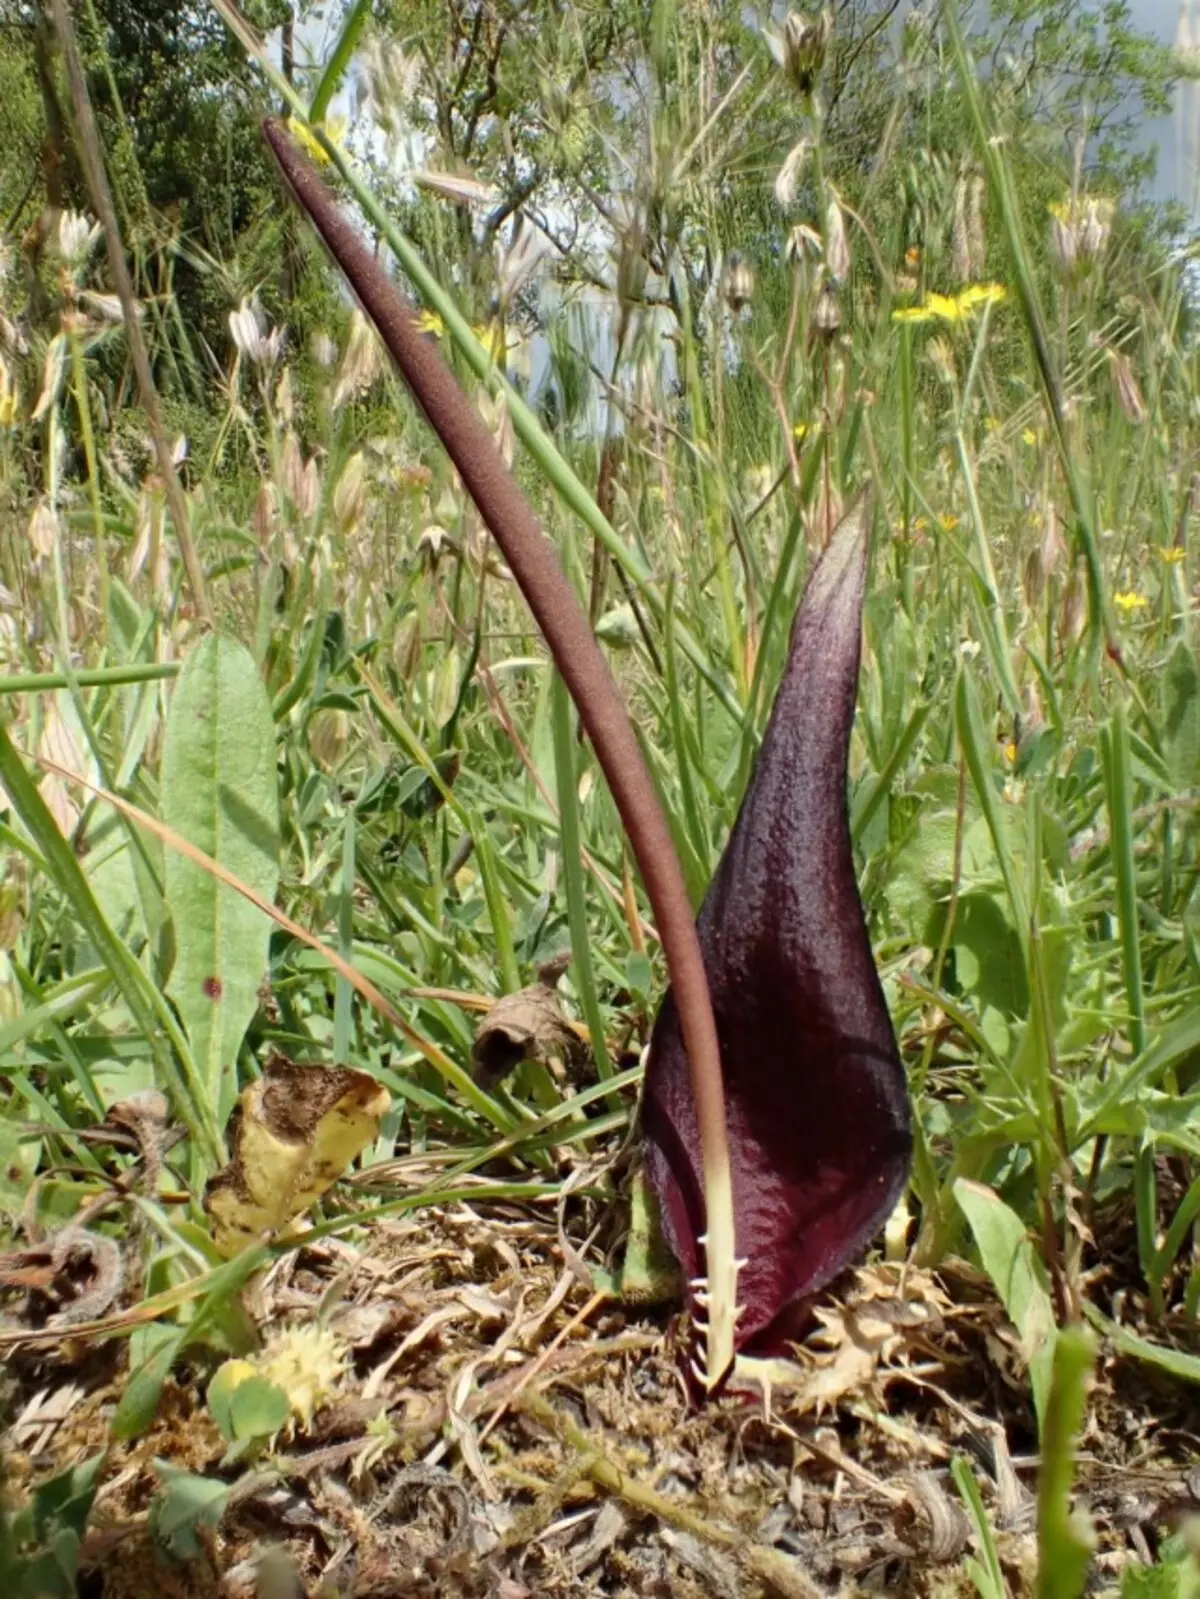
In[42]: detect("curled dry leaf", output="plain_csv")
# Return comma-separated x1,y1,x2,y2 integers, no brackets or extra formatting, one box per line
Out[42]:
204,1056,390,1257
472,982,587,1088
644,498,912,1356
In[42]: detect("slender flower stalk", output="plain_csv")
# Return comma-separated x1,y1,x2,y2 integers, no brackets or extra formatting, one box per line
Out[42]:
262,118,741,1387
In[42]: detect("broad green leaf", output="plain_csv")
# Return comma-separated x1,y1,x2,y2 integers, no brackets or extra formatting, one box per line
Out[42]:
161,635,279,1122
1120,1540,1200,1599
148,1464,229,1561
229,1376,291,1440
955,1178,1057,1429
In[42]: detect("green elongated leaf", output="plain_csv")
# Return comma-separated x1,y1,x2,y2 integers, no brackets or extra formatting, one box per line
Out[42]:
551,672,613,1087
1084,1303,1200,1385
0,724,219,1164
955,1178,1057,1429
1036,1327,1096,1599
161,636,279,1121
308,0,370,124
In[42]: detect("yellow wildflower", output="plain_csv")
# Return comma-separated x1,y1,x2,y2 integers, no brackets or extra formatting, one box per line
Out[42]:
1022,428,1039,447
473,321,508,362
415,309,445,338
0,358,17,427
938,513,959,532
955,282,1007,311
792,420,811,440
1159,547,1186,564
892,285,1005,326
1002,741,1017,764
905,245,921,267
285,116,346,167
1113,590,1149,613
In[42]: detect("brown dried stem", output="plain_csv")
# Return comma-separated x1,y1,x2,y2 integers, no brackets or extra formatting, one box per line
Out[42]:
47,0,213,628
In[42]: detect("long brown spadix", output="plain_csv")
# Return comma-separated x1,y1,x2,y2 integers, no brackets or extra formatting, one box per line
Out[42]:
260,118,741,1387
644,498,912,1355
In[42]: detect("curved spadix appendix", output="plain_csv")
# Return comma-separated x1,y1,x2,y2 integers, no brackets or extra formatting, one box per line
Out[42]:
644,498,913,1358
262,116,910,1385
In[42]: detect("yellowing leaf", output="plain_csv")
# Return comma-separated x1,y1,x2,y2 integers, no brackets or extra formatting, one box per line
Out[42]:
203,1057,389,1257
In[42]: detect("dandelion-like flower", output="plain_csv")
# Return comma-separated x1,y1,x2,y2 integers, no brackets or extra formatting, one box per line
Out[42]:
1114,590,1149,613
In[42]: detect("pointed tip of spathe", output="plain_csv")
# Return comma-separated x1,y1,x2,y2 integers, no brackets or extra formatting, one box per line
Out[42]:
804,490,873,611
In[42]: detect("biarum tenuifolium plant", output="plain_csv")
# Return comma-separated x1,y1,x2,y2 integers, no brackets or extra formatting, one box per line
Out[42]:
263,121,911,1391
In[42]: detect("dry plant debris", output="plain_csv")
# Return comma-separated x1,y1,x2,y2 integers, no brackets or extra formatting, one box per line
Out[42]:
3,1197,1200,1598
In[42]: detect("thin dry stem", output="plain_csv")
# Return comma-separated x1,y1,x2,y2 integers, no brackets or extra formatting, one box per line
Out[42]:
48,0,213,629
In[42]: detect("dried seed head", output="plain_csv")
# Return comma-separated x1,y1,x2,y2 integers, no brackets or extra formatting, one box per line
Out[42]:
1059,561,1087,644
27,500,57,561
786,223,823,267
1107,348,1146,426
724,257,756,313
824,190,850,286
334,308,383,407
781,6,833,96
811,280,842,340
333,450,367,531
57,210,102,271
774,136,813,210
229,298,284,365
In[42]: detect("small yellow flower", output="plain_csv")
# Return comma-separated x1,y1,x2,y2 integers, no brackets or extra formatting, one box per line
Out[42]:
905,245,921,267
938,513,959,532
1022,428,1039,447
1002,740,1017,764
955,282,1007,312
0,358,17,427
1114,590,1149,613
925,292,963,322
792,420,811,440
913,515,929,533
415,309,445,338
1159,547,1186,564
473,321,508,361
285,116,346,167
984,415,1000,432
